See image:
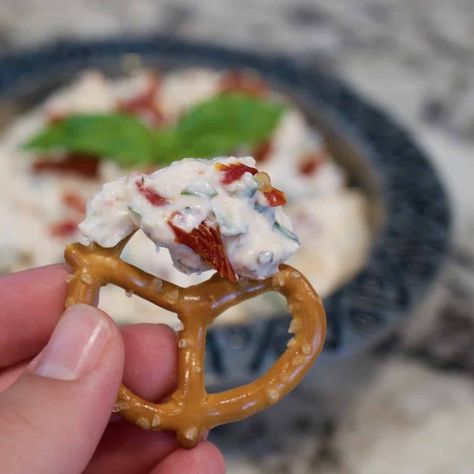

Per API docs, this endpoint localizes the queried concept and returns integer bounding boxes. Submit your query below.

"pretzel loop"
[64,239,326,448]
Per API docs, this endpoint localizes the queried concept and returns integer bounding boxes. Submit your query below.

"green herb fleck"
[273,221,299,243]
[126,205,142,224]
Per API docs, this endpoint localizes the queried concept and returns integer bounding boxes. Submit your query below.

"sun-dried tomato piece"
[215,162,258,185]
[168,216,238,282]
[136,179,169,207]
[264,187,287,207]
[219,70,268,97]
[50,219,78,238]
[297,150,327,176]
[253,140,272,163]
[118,74,164,126]
[32,154,100,178]
[62,192,86,215]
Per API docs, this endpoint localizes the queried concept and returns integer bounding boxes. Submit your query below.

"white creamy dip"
[80,156,299,280]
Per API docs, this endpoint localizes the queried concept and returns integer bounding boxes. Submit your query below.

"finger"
[85,422,177,474]
[85,323,180,473]
[0,304,124,474]
[0,361,28,392]
[0,323,179,399]
[0,322,181,472]
[0,264,69,368]
[150,441,225,474]
[121,323,178,401]
[0,312,179,402]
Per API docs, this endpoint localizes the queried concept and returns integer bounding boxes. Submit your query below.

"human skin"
[0,264,225,474]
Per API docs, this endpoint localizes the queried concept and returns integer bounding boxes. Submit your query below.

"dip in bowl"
[0,38,449,386]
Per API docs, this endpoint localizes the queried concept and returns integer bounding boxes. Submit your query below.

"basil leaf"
[24,114,156,167]
[173,93,284,158]
[152,129,182,164]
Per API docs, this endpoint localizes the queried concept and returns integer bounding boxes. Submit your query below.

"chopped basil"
[181,186,217,198]
[273,221,300,243]
[126,205,142,224]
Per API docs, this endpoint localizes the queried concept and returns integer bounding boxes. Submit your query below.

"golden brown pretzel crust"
[64,237,326,448]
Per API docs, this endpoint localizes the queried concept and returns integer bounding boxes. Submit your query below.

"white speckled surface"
[0,1,473,472]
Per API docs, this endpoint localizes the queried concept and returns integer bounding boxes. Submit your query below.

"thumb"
[0,304,124,474]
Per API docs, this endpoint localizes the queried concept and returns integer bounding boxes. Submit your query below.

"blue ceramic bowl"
[0,37,450,387]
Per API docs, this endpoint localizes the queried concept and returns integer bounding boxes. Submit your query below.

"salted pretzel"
[64,234,325,449]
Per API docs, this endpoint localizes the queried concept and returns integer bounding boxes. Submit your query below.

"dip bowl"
[0,37,450,387]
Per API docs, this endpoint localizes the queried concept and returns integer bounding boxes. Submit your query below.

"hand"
[0,265,225,474]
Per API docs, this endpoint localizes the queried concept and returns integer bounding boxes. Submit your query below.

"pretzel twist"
[64,237,326,448]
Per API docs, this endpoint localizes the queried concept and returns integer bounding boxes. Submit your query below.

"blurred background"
[0,1,473,473]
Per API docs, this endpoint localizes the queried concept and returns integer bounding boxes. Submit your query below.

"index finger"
[0,264,69,368]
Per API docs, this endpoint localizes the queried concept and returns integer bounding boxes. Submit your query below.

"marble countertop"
[0,1,473,472]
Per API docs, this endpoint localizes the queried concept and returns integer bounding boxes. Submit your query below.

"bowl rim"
[0,35,451,365]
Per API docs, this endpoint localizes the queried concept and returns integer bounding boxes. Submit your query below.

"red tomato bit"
[168,216,238,282]
[32,154,99,179]
[297,151,326,176]
[118,74,164,126]
[264,187,287,207]
[136,179,169,207]
[253,140,272,163]
[215,162,258,185]
[219,70,268,97]
[62,192,86,215]
[50,219,78,238]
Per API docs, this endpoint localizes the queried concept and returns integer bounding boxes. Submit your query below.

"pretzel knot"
[64,237,326,448]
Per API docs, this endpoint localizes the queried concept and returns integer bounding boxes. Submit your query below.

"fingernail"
[32,304,111,381]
